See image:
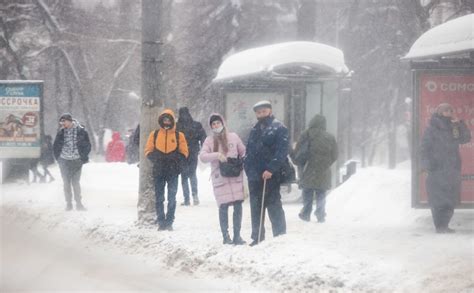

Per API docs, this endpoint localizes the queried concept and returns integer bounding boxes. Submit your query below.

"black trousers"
[181,155,199,203]
[218,200,243,239]
[248,178,286,241]
[154,174,178,226]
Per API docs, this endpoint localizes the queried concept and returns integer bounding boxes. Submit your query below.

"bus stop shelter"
[212,41,351,187]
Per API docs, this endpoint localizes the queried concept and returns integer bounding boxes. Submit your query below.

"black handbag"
[279,157,296,184]
[219,156,243,177]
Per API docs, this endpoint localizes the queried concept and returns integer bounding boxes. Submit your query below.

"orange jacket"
[144,109,189,158]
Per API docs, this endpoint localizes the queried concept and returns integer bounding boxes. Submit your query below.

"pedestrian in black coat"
[420,103,471,233]
[126,124,140,164]
[53,113,91,211]
[39,134,55,182]
[176,107,207,206]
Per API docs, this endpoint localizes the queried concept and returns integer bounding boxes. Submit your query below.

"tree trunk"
[138,0,165,223]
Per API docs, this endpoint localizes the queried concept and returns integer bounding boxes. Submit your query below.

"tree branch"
[0,18,27,79]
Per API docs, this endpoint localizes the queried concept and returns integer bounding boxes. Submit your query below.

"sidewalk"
[1,162,473,292]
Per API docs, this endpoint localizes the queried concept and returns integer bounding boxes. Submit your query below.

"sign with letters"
[0,81,43,158]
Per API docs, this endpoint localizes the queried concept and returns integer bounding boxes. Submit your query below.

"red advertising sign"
[416,72,474,205]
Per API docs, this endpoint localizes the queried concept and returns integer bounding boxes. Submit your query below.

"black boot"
[298,212,310,222]
[232,236,246,245]
[223,233,233,245]
[76,202,87,211]
[249,239,263,247]
[65,202,73,211]
[436,227,456,234]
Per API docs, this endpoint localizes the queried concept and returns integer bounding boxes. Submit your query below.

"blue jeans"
[154,174,178,226]
[181,157,198,203]
[301,188,326,221]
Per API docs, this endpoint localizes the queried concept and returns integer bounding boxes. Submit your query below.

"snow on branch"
[113,44,139,79]
[33,0,61,33]
[62,31,140,45]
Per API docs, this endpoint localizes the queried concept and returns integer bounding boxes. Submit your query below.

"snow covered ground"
[1,161,473,292]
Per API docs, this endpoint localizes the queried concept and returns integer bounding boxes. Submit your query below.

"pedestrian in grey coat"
[420,103,471,233]
[291,114,338,222]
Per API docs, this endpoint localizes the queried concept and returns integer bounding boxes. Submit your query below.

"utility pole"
[138,0,164,223]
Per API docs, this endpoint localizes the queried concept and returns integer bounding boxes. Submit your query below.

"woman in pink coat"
[200,113,246,245]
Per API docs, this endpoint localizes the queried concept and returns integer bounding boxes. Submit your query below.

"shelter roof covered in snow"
[213,41,349,82]
[403,14,474,60]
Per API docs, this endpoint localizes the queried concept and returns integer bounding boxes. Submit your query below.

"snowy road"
[1,162,473,292]
[1,218,255,292]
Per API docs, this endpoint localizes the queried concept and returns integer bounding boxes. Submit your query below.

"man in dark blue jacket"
[53,113,91,211]
[244,100,288,246]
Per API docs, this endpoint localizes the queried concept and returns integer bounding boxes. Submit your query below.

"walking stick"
[258,178,267,244]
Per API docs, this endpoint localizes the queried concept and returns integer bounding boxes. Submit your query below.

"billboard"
[0,81,43,159]
[225,91,286,142]
[413,70,474,207]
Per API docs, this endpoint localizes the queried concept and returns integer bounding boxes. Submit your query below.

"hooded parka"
[145,109,189,176]
[294,114,338,191]
[106,132,126,162]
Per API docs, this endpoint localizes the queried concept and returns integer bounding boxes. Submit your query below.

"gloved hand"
[218,153,227,162]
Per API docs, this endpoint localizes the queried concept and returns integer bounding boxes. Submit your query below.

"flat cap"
[252,100,272,112]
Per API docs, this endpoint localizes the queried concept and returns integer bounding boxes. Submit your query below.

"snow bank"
[1,163,473,292]
[214,41,350,82]
[403,13,474,60]
[328,165,416,226]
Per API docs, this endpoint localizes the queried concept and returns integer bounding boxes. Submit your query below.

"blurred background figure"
[106,131,126,162]
[39,134,55,182]
[126,124,140,164]
[176,107,207,206]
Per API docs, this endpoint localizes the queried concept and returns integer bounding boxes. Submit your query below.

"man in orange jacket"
[145,109,189,231]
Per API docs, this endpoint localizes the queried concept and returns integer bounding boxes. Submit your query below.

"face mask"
[212,126,224,134]
[163,124,172,130]
[257,116,270,123]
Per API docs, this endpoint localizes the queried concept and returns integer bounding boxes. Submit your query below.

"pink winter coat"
[199,114,246,206]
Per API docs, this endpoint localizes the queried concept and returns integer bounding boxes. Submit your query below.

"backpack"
[150,130,185,176]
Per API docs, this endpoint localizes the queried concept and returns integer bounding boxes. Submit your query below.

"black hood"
[178,107,193,124]
[429,113,451,130]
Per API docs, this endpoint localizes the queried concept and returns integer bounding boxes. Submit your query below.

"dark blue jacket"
[53,124,92,163]
[244,116,289,181]
[176,120,206,158]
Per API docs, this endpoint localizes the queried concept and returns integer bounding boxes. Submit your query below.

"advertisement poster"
[415,72,474,206]
[0,81,42,159]
[225,92,286,142]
